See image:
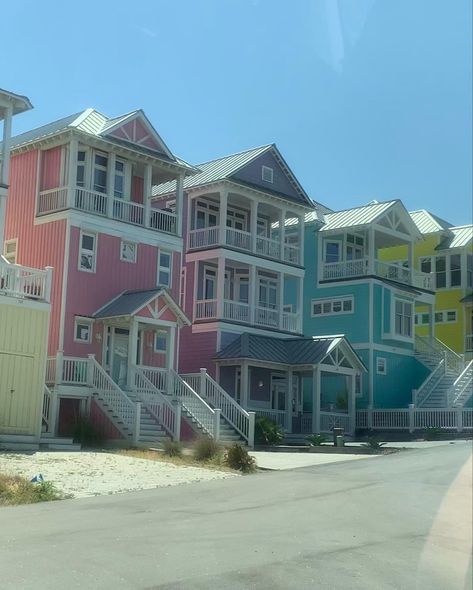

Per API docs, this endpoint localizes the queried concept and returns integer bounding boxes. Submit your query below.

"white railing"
[223,300,250,323]
[255,306,279,328]
[37,187,68,214]
[113,199,144,225]
[301,413,313,434]
[375,260,412,284]
[226,227,251,251]
[0,260,52,302]
[131,366,180,440]
[412,269,434,290]
[448,360,473,407]
[42,384,53,431]
[356,407,473,432]
[188,227,219,249]
[182,369,255,447]
[138,366,168,392]
[413,359,446,407]
[282,310,300,333]
[256,235,280,259]
[320,411,352,433]
[415,335,464,374]
[254,408,289,430]
[284,244,300,265]
[465,334,473,352]
[45,357,56,384]
[90,356,139,441]
[61,357,90,385]
[195,299,217,320]
[322,258,368,280]
[74,187,108,215]
[150,208,177,234]
[169,370,219,439]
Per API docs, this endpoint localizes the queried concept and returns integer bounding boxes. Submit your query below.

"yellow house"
[381,209,473,356]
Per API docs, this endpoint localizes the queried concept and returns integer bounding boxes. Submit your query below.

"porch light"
[258,380,264,388]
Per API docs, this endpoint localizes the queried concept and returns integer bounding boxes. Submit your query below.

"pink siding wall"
[131,175,143,204]
[40,147,62,191]
[5,149,67,355]
[179,329,217,376]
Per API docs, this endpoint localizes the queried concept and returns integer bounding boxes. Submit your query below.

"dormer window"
[262,165,273,183]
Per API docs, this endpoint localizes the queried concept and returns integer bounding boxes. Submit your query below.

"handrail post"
[87,353,95,387]
[199,367,207,398]
[213,408,221,441]
[248,411,256,449]
[44,266,53,303]
[55,350,64,385]
[172,399,181,441]
[408,404,415,434]
[133,402,141,445]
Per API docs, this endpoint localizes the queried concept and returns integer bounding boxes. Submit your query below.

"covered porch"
[215,334,366,436]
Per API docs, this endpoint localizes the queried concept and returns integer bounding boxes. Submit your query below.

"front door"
[112,329,129,388]
[271,375,286,411]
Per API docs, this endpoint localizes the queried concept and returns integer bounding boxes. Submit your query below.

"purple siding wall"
[179,329,217,376]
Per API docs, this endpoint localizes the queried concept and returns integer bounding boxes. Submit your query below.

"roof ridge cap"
[195,144,272,167]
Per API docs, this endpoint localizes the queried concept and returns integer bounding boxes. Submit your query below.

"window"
[79,232,96,272]
[324,240,342,263]
[420,257,431,274]
[415,312,430,325]
[311,296,354,317]
[435,310,457,323]
[203,267,217,299]
[376,357,387,375]
[450,254,461,287]
[262,165,273,183]
[226,208,248,231]
[157,251,172,287]
[3,239,17,264]
[76,150,87,187]
[236,274,249,303]
[346,234,364,260]
[114,159,127,199]
[195,200,218,229]
[258,277,278,309]
[467,254,473,288]
[74,318,92,343]
[435,256,447,289]
[93,152,108,193]
[394,300,413,338]
[154,330,168,353]
[283,303,294,313]
[120,240,136,263]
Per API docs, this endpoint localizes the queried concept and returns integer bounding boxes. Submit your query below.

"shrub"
[72,416,104,447]
[255,416,284,446]
[162,440,183,457]
[0,474,63,506]
[193,437,220,461]
[361,436,387,451]
[306,434,327,446]
[424,426,442,441]
[224,444,257,473]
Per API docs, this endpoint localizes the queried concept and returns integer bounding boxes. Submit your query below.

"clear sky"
[2,0,471,225]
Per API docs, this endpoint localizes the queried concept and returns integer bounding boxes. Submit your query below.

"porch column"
[349,373,357,435]
[216,254,226,319]
[143,163,152,228]
[67,136,78,208]
[250,199,258,253]
[106,151,116,218]
[0,104,12,185]
[279,208,286,261]
[428,302,435,341]
[240,361,249,408]
[298,213,305,265]
[127,319,139,387]
[249,264,257,324]
[286,369,293,433]
[368,226,375,275]
[407,241,414,281]
[168,326,176,371]
[297,276,303,333]
[311,366,321,434]
[219,186,228,246]
[278,271,284,330]
[176,172,184,237]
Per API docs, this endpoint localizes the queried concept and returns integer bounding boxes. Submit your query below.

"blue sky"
[2,0,471,224]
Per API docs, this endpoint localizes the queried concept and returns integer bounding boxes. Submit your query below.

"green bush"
[361,436,387,451]
[193,437,220,461]
[73,416,104,447]
[224,444,257,473]
[335,392,348,410]
[306,434,327,446]
[162,440,183,457]
[255,416,284,446]
[0,474,63,506]
[424,426,442,441]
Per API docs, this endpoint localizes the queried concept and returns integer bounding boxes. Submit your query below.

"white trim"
[392,297,414,341]
[78,230,97,273]
[192,321,294,338]
[434,309,458,324]
[73,316,94,343]
[376,357,387,375]
[3,238,18,263]
[157,249,172,288]
[351,343,414,356]
[120,240,137,263]
[261,165,274,184]
[311,295,354,317]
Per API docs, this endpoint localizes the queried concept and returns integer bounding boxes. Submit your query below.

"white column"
[298,214,305,266]
[216,254,226,318]
[0,105,13,185]
[349,374,357,435]
[407,241,414,283]
[428,302,435,341]
[168,326,176,370]
[279,208,286,261]
[176,173,184,237]
[127,319,139,387]
[249,264,257,325]
[297,276,303,334]
[106,151,116,218]
[278,272,284,330]
[368,227,375,275]
[241,362,249,408]
[67,136,78,208]
[219,186,228,246]
[143,163,152,228]
[286,369,293,434]
[311,367,321,434]
[250,199,258,253]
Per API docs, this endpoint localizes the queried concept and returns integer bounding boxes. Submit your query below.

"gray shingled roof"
[215,333,366,370]
[93,289,162,318]
[409,210,453,234]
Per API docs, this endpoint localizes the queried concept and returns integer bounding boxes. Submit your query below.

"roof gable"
[409,209,453,235]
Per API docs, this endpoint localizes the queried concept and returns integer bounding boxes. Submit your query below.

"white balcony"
[0,259,52,302]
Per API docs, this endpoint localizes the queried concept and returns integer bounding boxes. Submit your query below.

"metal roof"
[0,88,33,115]
[215,333,366,370]
[409,210,453,234]
[153,144,314,208]
[320,200,397,231]
[449,225,473,249]
[460,293,473,304]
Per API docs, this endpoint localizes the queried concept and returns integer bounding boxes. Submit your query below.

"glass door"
[111,329,129,388]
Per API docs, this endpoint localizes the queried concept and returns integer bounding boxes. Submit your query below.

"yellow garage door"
[0,352,36,434]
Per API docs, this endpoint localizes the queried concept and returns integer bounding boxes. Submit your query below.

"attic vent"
[262,165,273,183]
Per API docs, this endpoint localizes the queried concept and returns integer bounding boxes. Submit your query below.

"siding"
[40,146,62,191]
[179,329,217,375]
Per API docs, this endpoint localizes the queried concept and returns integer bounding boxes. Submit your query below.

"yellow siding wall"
[0,300,49,437]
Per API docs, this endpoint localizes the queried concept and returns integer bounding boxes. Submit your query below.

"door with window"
[111,329,129,388]
[258,276,278,326]
[271,375,287,412]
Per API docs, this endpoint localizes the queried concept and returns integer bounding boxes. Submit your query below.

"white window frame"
[92,151,108,194]
[114,158,131,200]
[154,329,168,353]
[434,309,458,324]
[323,239,343,263]
[78,231,97,273]
[258,276,278,310]
[74,317,93,344]
[283,303,294,313]
[376,357,387,375]
[393,298,413,340]
[157,250,172,288]
[421,254,464,290]
[262,165,274,183]
[3,238,18,264]
[226,207,248,231]
[120,240,137,263]
[195,199,219,230]
[203,265,217,300]
[415,312,431,325]
[311,296,354,317]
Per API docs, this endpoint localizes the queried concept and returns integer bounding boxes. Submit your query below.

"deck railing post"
[133,402,141,445]
[55,351,64,385]
[213,408,221,441]
[87,354,95,387]
[408,404,415,434]
[199,367,207,398]
[248,411,256,449]
[456,407,463,433]
[172,399,181,441]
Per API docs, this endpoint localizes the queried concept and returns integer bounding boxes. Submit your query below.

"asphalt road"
[0,442,471,590]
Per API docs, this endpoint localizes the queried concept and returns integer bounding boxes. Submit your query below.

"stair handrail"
[169,369,218,439]
[42,384,53,431]
[448,360,473,407]
[415,335,464,373]
[414,358,446,407]
[182,370,254,446]
[88,355,139,441]
[131,365,180,440]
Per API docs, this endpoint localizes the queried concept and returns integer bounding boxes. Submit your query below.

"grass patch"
[116,446,236,472]
[0,473,64,506]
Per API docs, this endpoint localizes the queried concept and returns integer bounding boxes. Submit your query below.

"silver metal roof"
[320,200,397,231]
[409,210,453,234]
[0,88,33,116]
[449,225,473,249]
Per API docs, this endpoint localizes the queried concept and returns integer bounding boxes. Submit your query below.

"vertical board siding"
[5,149,66,355]
[179,329,217,375]
[40,146,62,191]
[132,175,144,204]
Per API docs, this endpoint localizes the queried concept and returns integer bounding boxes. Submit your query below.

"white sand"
[0,451,236,498]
